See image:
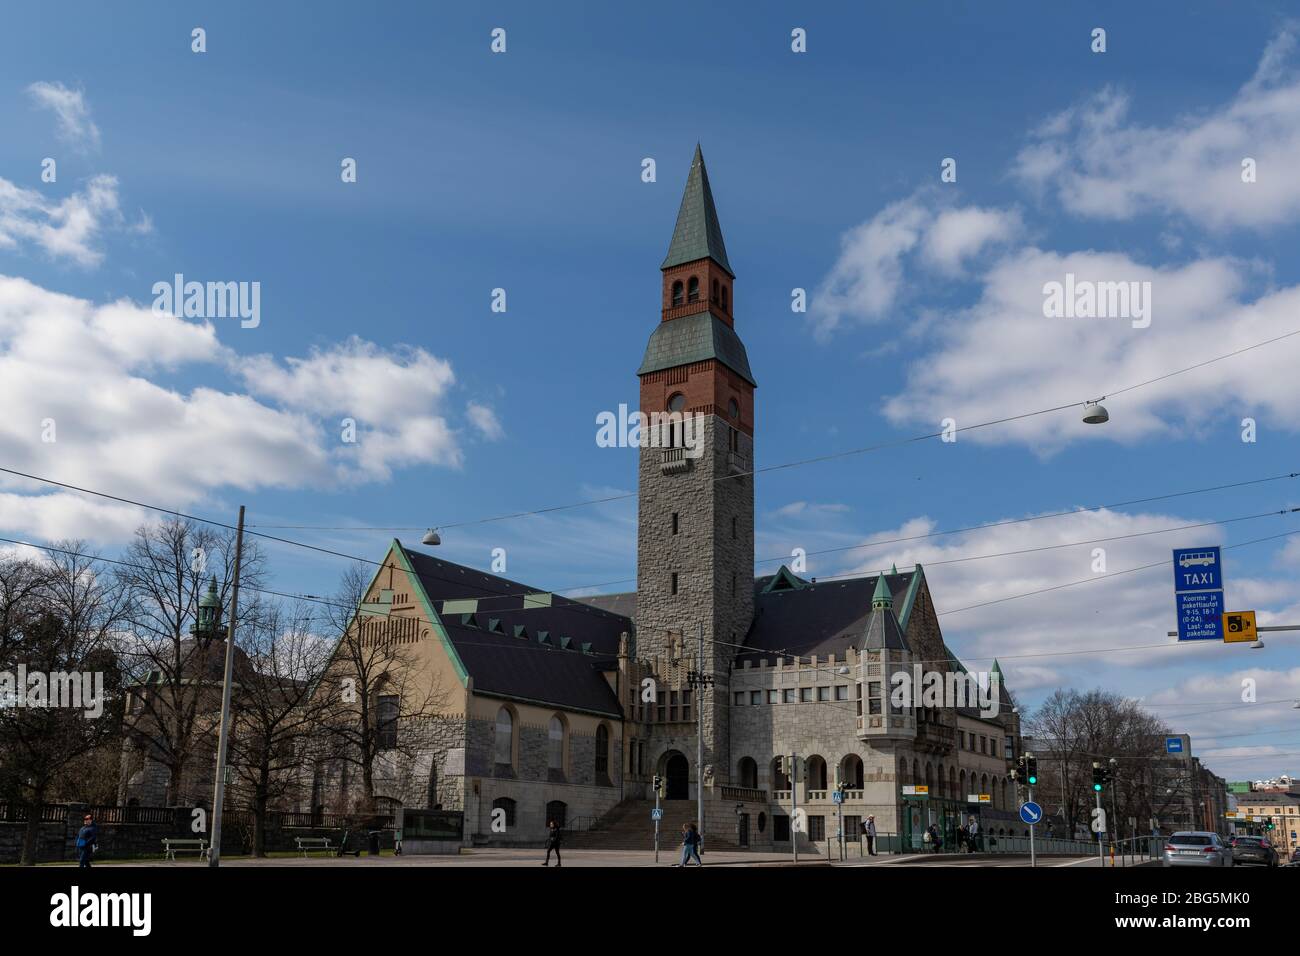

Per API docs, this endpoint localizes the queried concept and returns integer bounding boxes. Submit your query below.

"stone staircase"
[565,799,736,851]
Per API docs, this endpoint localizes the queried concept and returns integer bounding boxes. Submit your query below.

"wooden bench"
[162,838,210,861]
[296,837,333,857]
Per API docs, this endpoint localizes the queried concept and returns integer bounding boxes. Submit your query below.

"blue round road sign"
[1019,801,1042,825]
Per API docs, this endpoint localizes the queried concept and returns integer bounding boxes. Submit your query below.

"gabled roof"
[662,144,733,276]
[397,543,629,718]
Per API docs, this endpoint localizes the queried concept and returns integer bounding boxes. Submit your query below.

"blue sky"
[1,1,1299,780]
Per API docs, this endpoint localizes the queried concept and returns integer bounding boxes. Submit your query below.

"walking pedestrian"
[679,822,703,866]
[542,819,562,867]
[863,815,877,856]
[76,813,98,868]
[967,815,980,852]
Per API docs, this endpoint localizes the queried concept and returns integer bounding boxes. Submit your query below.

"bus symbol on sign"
[1177,551,1217,569]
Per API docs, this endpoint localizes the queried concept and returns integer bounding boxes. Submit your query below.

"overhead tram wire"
[241,470,1300,597]
[244,325,1300,534]
[3,523,1299,673]
[1,463,1298,662]
[2,458,1296,638]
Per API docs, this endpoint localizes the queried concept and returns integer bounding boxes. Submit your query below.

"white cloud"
[809,194,1020,337]
[467,402,504,441]
[879,247,1300,450]
[1013,27,1300,230]
[771,501,850,519]
[0,174,129,267]
[0,276,471,542]
[921,206,1022,275]
[26,81,100,150]
[768,503,1298,695]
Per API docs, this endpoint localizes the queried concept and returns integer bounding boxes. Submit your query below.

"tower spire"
[662,144,733,276]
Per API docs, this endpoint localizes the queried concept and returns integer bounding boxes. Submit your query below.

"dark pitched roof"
[737,569,918,664]
[574,591,638,619]
[662,144,733,276]
[862,603,908,651]
[400,546,629,718]
[637,311,756,385]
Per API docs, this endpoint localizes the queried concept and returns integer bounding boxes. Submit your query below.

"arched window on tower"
[711,278,719,302]
[721,285,729,311]
[666,392,686,447]
[687,276,700,303]
[671,280,683,307]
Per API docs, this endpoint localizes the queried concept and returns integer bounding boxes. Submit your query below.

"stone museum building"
[309,147,1028,850]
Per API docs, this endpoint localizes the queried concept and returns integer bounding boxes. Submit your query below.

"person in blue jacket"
[76,813,98,868]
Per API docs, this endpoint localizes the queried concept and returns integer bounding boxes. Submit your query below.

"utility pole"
[653,775,662,864]
[208,505,245,868]
[1028,781,1036,868]
[688,622,713,856]
[791,752,799,865]
[1096,787,1105,868]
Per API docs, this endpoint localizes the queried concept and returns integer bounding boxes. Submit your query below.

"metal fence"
[0,802,393,831]
[823,829,1153,860]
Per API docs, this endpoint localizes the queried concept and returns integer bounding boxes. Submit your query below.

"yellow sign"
[902,785,929,796]
[1223,610,1257,643]
[978,794,991,804]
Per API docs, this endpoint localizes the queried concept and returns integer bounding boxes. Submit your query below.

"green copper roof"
[871,573,893,608]
[637,311,756,385]
[662,144,734,276]
[199,576,220,609]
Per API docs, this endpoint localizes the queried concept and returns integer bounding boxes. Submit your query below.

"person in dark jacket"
[542,820,562,867]
[926,823,942,853]
[76,814,98,868]
[679,822,703,866]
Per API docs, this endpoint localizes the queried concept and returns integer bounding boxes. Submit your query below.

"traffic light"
[1026,754,1038,786]
[1266,816,1276,831]
[652,775,663,797]
[1092,762,1104,792]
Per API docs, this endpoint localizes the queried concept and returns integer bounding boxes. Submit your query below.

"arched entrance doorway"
[663,751,689,800]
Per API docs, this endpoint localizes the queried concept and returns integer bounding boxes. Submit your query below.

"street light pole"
[696,622,704,854]
[687,622,713,857]
[208,505,246,868]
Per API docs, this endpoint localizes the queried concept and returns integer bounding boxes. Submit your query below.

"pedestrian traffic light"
[1092,763,1104,792]
[1026,754,1038,786]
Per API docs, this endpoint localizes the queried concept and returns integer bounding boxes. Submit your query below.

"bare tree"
[114,517,263,806]
[227,599,338,856]
[0,546,126,865]
[1028,688,1172,840]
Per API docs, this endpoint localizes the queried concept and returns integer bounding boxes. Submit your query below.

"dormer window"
[671,280,683,307]
[687,276,700,303]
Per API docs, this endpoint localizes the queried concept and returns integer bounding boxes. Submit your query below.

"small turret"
[196,576,221,633]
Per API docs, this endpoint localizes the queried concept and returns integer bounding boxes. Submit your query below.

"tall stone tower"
[636,145,756,791]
